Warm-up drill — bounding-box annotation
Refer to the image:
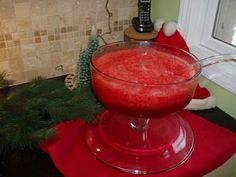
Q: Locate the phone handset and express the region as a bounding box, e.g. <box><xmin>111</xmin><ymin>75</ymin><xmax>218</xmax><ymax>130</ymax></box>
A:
<box><xmin>132</xmin><ymin>0</ymin><xmax>154</xmax><ymax>33</ymax></box>
<box><xmin>139</xmin><ymin>0</ymin><xmax>152</xmax><ymax>24</ymax></box>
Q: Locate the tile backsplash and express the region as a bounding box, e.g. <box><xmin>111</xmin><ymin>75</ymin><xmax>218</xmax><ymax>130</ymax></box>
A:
<box><xmin>0</xmin><ymin>0</ymin><xmax>137</xmax><ymax>85</ymax></box>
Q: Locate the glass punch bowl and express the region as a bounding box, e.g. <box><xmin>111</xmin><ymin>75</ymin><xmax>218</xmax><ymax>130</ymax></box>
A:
<box><xmin>85</xmin><ymin>41</ymin><xmax>201</xmax><ymax>174</ymax></box>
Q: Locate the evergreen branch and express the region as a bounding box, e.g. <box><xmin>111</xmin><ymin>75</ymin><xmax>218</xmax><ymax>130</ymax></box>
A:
<box><xmin>0</xmin><ymin>78</ymin><xmax>104</xmax><ymax>155</ymax></box>
<box><xmin>0</xmin><ymin>24</ymin><xmax>104</xmax><ymax>155</ymax></box>
<box><xmin>0</xmin><ymin>71</ymin><xmax>11</xmax><ymax>88</ymax></box>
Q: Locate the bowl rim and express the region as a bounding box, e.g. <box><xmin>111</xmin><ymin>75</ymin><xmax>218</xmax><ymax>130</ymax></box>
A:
<box><xmin>90</xmin><ymin>41</ymin><xmax>202</xmax><ymax>87</ymax></box>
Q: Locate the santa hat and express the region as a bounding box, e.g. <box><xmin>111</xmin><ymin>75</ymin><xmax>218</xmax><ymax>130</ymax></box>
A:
<box><xmin>154</xmin><ymin>19</ymin><xmax>215</xmax><ymax>110</ymax></box>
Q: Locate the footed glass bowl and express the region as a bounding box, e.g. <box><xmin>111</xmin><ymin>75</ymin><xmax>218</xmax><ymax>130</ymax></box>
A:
<box><xmin>85</xmin><ymin>41</ymin><xmax>201</xmax><ymax>174</ymax></box>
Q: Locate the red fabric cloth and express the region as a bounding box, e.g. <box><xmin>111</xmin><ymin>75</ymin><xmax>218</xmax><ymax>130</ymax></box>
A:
<box><xmin>42</xmin><ymin>111</ymin><xmax>236</xmax><ymax>177</ymax></box>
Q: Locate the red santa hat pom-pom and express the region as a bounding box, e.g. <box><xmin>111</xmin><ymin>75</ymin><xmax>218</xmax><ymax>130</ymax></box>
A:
<box><xmin>154</xmin><ymin>18</ymin><xmax>216</xmax><ymax>110</ymax></box>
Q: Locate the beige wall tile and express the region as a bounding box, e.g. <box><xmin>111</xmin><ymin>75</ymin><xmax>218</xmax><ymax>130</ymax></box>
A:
<box><xmin>11</xmin><ymin>32</ymin><xmax>20</xmax><ymax>40</ymax></box>
<box><xmin>59</xmin><ymin>13</ymin><xmax>73</xmax><ymax>27</ymax></box>
<box><xmin>35</xmin><ymin>43</ymin><xmax>49</xmax><ymax>54</ymax></box>
<box><xmin>57</xmin><ymin>0</ymin><xmax>73</xmax><ymax>14</ymax></box>
<box><xmin>14</xmin><ymin>0</ymin><xmax>29</xmax><ymax>3</ymax></box>
<box><xmin>20</xmin><ymin>38</ymin><xmax>34</xmax><ymax>45</ymax></box>
<box><xmin>61</xmin><ymin>39</ymin><xmax>75</xmax><ymax>52</ymax></box>
<box><xmin>31</xmin><ymin>16</ymin><xmax>42</xmax><ymax>30</ymax></box>
<box><xmin>0</xmin><ymin>34</ymin><xmax>4</xmax><ymax>41</ymax></box>
<box><xmin>30</xmin><ymin>0</ymin><xmax>46</xmax><ymax>17</ymax></box>
<box><xmin>109</xmin><ymin>0</ymin><xmax>119</xmax><ymax>8</ymax></box>
<box><xmin>0</xmin><ymin>42</ymin><xmax>6</xmax><ymax>48</ymax></box>
<box><xmin>22</xmin><ymin>56</ymin><xmax>39</xmax><ymax>70</ymax></box>
<box><xmin>14</xmin><ymin>2</ymin><xmax>30</xmax><ymax>19</ymax></box>
<box><xmin>21</xmin><ymin>44</ymin><xmax>36</xmax><ymax>57</ymax></box>
<box><xmin>0</xmin><ymin>0</ymin><xmax>16</xmax><ymax>20</ymax></box>
<box><xmin>18</xmin><ymin>31</ymin><xmax>33</xmax><ymax>39</ymax></box>
<box><xmin>35</xmin><ymin>37</ymin><xmax>41</xmax><ymax>43</ymax></box>
<box><xmin>0</xmin><ymin>0</ymin><xmax>137</xmax><ymax>85</ymax></box>
<box><xmin>45</xmin><ymin>0</ymin><xmax>58</xmax><ymax>16</ymax></box>
<box><xmin>6</xmin><ymin>71</ymin><xmax>26</xmax><ymax>84</ymax></box>
<box><xmin>49</xmin><ymin>41</ymin><xmax>61</xmax><ymax>53</ymax></box>
<box><xmin>6</xmin><ymin>40</ymin><xmax>20</xmax><ymax>47</ymax></box>
<box><xmin>0</xmin><ymin>19</ymin><xmax>17</xmax><ymax>33</ymax></box>
<box><xmin>46</xmin><ymin>15</ymin><xmax>60</xmax><ymax>30</ymax></box>
<box><xmin>7</xmin><ymin>46</ymin><xmax>21</xmax><ymax>59</ymax></box>
<box><xmin>0</xmin><ymin>48</ymin><xmax>9</xmax><ymax>61</ymax></box>
<box><xmin>96</xmin><ymin>9</ymin><xmax>108</xmax><ymax>22</ymax></box>
<box><xmin>128</xmin><ymin>7</ymin><xmax>138</xmax><ymax>18</ymax></box>
<box><xmin>63</xmin><ymin>50</ymin><xmax>75</xmax><ymax>60</ymax></box>
<box><xmin>37</xmin><ymin>53</ymin><xmax>52</xmax><ymax>68</ymax></box>
<box><xmin>8</xmin><ymin>57</ymin><xmax>24</xmax><ymax>72</ymax></box>
<box><xmin>37</xmin><ymin>67</ymin><xmax>53</xmax><ymax>78</ymax></box>
<box><xmin>5</xmin><ymin>33</ymin><xmax>12</xmax><ymax>41</ymax></box>
<box><xmin>16</xmin><ymin>18</ymin><xmax>32</xmax><ymax>32</ymax></box>
<box><xmin>50</xmin><ymin>52</ymin><xmax>63</xmax><ymax>67</ymax></box>
<box><xmin>0</xmin><ymin>61</ymin><xmax>10</xmax><ymax>72</ymax></box>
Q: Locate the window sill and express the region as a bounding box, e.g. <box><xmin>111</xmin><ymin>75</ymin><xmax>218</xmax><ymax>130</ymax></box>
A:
<box><xmin>190</xmin><ymin>45</ymin><xmax>236</xmax><ymax>95</ymax></box>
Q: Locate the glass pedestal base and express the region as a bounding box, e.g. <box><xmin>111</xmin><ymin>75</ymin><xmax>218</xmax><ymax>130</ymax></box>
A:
<box><xmin>85</xmin><ymin>110</ymin><xmax>194</xmax><ymax>174</ymax></box>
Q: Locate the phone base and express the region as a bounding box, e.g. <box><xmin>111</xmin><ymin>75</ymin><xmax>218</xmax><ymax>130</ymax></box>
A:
<box><xmin>132</xmin><ymin>17</ymin><xmax>154</xmax><ymax>33</ymax></box>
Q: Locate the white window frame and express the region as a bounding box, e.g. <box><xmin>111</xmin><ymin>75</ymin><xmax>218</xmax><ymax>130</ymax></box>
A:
<box><xmin>177</xmin><ymin>0</ymin><xmax>236</xmax><ymax>94</ymax></box>
<box><xmin>178</xmin><ymin>0</ymin><xmax>236</xmax><ymax>56</ymax></box>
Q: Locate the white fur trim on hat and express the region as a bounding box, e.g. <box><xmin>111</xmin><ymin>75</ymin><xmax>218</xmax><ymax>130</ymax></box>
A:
<box><xmin>154</xmin><ymin>18</ymin><xmax>166</xmax><ymax>32</ymax></box>
<box><xmin>163</xmin><ymin>21</ymin><xmax>177</xmax><ymax>37</ymax></box>
<box><xmin>185</xmin><ymin>96</ymin><xmax>216</xmax><ymax>111</ymax></box>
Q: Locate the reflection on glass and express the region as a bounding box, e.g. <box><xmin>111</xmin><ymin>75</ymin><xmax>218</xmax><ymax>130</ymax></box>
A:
<box><xmin>213</xmin><ymin>0</ymin><xmax>236</xmax><ymax>47</ymax></box>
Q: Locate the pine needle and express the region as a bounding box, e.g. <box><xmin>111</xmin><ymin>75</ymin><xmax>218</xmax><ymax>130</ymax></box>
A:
<box><xmin>0</xmin><ymin>78</ymin><xmax>104</xmax><ymax>154</ymax></box>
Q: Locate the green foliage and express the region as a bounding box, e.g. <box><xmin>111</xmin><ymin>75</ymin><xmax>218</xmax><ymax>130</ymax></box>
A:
<box><xmin>87</xmin><ymin>32</ymin><xmax>100</xmax><ymax>59</ymax></box>
<box><xmin>0</xmin><ymin>28</ymin><xmax>103</xmax><ymax>155</ymax></box>
<box><xmin>0</xmin><ymin>71</ymin><xmax>10</xmax><ymax>88</ymax></box>
<box><xmin>76</xmin><ymin>31</ymin><xmax>100</xmax><ymax>89</ymax></box>
<box><xmin>77</xmin><ymin>49</ymin><xmax>90</xmax><ymax>89</ymax></box>
<box><xmin>0</xmin><ymin>77</ymin><xmax>104</xmax><ymax>154</ymax></box>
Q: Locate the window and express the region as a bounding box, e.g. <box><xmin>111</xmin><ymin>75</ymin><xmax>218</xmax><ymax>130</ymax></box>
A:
<box><xmin>213</xmin><ymin>0</ymin><xmax>236</xmax><ymax>47</ymax></box>
<box><xmin>178</xmin><ymin>0</ymin><xmax>236</xmax><ymax>94</ymax></box>
<box><xmin>178</xmin><ymin>0</ymin><xmax>236</xmax><ymax>56</ymax></box>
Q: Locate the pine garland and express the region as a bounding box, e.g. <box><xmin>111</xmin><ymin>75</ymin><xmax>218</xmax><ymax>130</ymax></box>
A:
<box><xmin>0</xmin><ymin>25</ymin><xmax>103</xmax><ymax>155</ymax></box>
<box><xmin>0</xmin><ymin>71</ymin><xmax>11</xmax><ymax>89</ymax></box>
<box><xmin>0</xmin><ymin>77</ymin><xmax>104</xmax><ymax>154</ymax></box>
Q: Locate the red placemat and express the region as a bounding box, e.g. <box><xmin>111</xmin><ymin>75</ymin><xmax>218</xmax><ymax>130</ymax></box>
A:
<box><xmin>41</xmin><ymin>110</ymin><xmax>236</xmax><ymax>177</ymax></box>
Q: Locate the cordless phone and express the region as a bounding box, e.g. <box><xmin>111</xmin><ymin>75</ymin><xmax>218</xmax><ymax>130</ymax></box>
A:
<box><xmin>132</xmin><ymin>0</ymin><xmax>154</xmax><ymax>33</ymax></box>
